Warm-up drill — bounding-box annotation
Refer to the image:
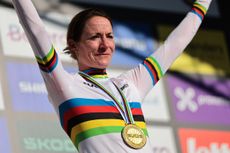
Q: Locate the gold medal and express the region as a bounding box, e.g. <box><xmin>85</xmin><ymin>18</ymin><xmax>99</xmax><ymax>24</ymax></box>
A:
<box><xmin>122</xmin><ymin>124</ymin><xmax>147</xmax><ymax>149</ymax></box>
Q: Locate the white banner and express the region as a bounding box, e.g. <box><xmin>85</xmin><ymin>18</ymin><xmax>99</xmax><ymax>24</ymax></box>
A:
<box><xmin>0</xmin><ymin>6</ymin><xmax>72</xmax><ymax>62</ymax></box>
<box><xmin>148</xmin><ymin>126</ymin><xmax>177</xmax><ymax>153</ymax></box>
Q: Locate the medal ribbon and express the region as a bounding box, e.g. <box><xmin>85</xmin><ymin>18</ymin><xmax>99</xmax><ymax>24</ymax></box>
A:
<box><xmin>79</xmin><ymin>71</ymin><xmax>135</xmax><ymax>124</ymax></box>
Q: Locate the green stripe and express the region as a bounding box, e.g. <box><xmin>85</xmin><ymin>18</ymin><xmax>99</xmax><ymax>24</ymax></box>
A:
<box><xmin>194</xmin><ymin>1</ymin><xmax>207</xmax><ymax>12</ymax></box>
<box><xmin>148</xmin><ymin>56</ymin><xmax>163</xmax><ymax>77</ymax></box>
<box><xmin>36</xmin><ymin>46</ymin><xmax>54</xmax><ymax>64</ymax></box>
<box><xmin>75</xmin><ymin>126</ymin><xmax>148</xmax><ymax>148</ymax></box>
<box><xmin>142</xmin><ymin>128</ymin><xmax>148</xmax><ymax>136</ymax></box>
<box><xmin>91</xmin><ymin>75</ymin><xmax>109</xmax><ymax>79</ymax></box>
<box><xmin>75</xmin><ymin>126</ymin><xmax>123</xmax><ymax>148</ymax></box>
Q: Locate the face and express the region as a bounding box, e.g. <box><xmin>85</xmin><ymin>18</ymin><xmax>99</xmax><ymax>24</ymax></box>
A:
<box><xmin>75</xmin><ymin>16</ymin><xmax>115</xmax><ymax>70</ymax></box>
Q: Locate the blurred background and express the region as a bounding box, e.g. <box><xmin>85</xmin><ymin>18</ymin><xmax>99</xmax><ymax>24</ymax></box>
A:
<box><xmin>0</xmin><ymin>0</ymin><xmax>229</xmax><ymax>153</ymax></box>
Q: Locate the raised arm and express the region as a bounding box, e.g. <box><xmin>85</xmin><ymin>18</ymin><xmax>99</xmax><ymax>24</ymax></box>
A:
<box><xmin>151</xmin><ymin>0</ymin><xmax>212</xmax><ymax>74</ymax></box>
<box><xmin>12</xmin><ymin>0</ymin><xmax>53</xmax><ymax>58</ymax></box>
<box><xmin>120</xmin><ymin>0</ymin><xmax>212</xmax><ymax>100</ymax></box>
<box><xmin>11</xmin><ymin>0</ymin><xmax>74</xmax><ymax>106</ymax></box>
<box><xmin>11</xmin><ymin>0</ymin><xmax>67</xmax><ymax>74</ymax></box>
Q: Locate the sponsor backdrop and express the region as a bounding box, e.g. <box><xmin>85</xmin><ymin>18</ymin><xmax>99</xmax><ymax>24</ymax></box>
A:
<box><xmin>0</xmin><ymin>118</ymin><xmax>11</xmax><ymax>153</ymax></box>
<box><xmin>0</xmin><ymin>81</ymin><xmax>4</xmax><ymax>110</ymax></box>
<box><xmin>147</xmin><ymin>126</ymin><xmax>177</xmax><ymax>153</ymax></box>
<box><xmin>0</xmin><ymin>3</ymin><xmax>229</xmax><ymax>153</ymax></box>
<box><xmin>16</xmin><ymin>119</ymin><xmax>76</xmax><ymax>153</ymax></box>
<box><xmin>179</xmin><ymin>128</ymin><xmax>230</xmax><ymax>153</ymax></box>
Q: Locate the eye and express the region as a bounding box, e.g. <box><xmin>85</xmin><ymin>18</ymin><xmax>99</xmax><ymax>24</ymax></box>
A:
<box><xmin>90</xmin><ymin>35</ymin><xmax>100</xmax><ymax>40</ymax></box>
<box><xmin>107</xmin><ymin>34</ymin><xmax>114</xmax><ymax>39</ymax></box>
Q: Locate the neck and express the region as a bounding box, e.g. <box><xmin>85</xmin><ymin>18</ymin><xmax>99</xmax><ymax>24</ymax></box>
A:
<box><xmin>81</xmin><ymin>68</ymin><xmax>108</xmax><ymax>79</ymax></box>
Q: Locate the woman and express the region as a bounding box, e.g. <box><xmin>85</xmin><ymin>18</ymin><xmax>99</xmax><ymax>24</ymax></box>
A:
<box><xmin>11</xmin><ymin>0</ymin><xmax>212</xmax><ymax>152</ymax></box>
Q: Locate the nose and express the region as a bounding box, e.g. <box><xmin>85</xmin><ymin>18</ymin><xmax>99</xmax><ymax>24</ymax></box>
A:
<box><xmin>102</xmin><ymin>36</ymin><xmax>110</xmax><ymax>47</ymax></box>
<box><xmin>99</xmin><ymin>36</ymin><xmax>109</xmax><ymax>51</ymax></box>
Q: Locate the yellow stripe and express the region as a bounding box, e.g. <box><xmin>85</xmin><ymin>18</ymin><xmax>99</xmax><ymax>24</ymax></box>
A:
<box><xmin>135</xmin><ymin>121</ymin><xmax>147</xmax><ymax>129</ymax></box>
<box><xmin>194</xmin><ymin>3</ymin><xmax>207</xmax><ymax>14</ymax></box>
<box><xmin>91</xmin><ymin>74</ymin><xmax>108</xmax><ymax>79</ymax></box>
<box><xmin>147</xmin><ymin>57</ymin><xmax>163</xmax><ymax>78</ymax></box>
<box><xmin>45</xmin><ymin>47</ymin><xmax>55</xmax><ymax>62</ymax></box>
<box><xmin>71</xmin><ymin>119</ymin><xmax>125</xmax><ymax>141</ymax></box>
<box><xmin>36</xmin><ymin>47</ymin><xmax>55</xmax><ymax>65</ymax></box>
<box><xmin>70</xmin><ymin>119</ymin><xmax>146</xmax><ymax>142</ymax></box>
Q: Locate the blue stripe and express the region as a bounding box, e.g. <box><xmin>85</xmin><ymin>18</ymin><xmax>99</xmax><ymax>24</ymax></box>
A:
<box><xmin>39</xmin><ymin>52</ymin><xmax>58</xmax><ymax>73</ymax></box>
<box><xmin>130</xmin><ymin>102</ymin><xmax>141</xmax><ymax>109</ymax></box>
<box><xmin>191</xmin><ymin>10</ymin><xmax>203</xmax><ymax>21</ymax></box>
<box><xmin>82</xmin><ymin>68</ymin><xmax>97</xmax><ymax>73</ymax></box>
<box><xmin>59</xmin><ymin>98</ymin><xmax>113</xmax><ymax>123</ymax></box>
<box><xmin>58</xmin><ymin>98</ymin><xmax>141</xmax><ymax>126</ymax></box>
<box><xmin>48</xmin><ymin>53</ymin><xmax>58</xmax><ymax>73</ymax></box>
<box><xmin>143</xmin><ymin>63</ymin><xmax>156</xmax><ymax>85</ymax></box>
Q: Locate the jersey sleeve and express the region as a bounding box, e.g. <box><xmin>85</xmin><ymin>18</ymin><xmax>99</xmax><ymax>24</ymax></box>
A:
<box><xmin>120</xmin><ymin>3</ymin><xmax>208</xmax><ymax>100</ymax></box>
<box><xmin>12</xmin><ymin>0</ymin><xmax>55</xmax><ymax>61</ymax></box>
<box><xmin>11</xmin><ymin>0</ymin><xmax>72</xmax><ymax>103</ymax></box>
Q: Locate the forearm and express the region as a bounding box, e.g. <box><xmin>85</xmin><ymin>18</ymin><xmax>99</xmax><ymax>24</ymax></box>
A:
<box><xmin>11</xmin><ymin>0</ymin><xmax>52</xmax><ymax>57</ymax></box>
<box><xmin>12</xmin><ymin>0</ymin><xmax>67</xmax><ymax>86</ymax></box>
<box><xmin>152</xmin><ymin>0</ymin><xmax>212</xmax><ymax>73</ymax></box>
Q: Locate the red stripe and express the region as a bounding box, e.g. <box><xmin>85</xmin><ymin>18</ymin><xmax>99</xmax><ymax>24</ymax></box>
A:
<box><xmin>47</xmin><ymin>54</ymin><xmax>57</xmax><ymax>69</ymax></box>
<box><xmin>63</xmin><ymin>106</ymin><xmax>119</xmax><ymax>131</ymax></box>
<box><xmin>131</xmin><ymin>108</ymin><xmax>143</xmax><ymax>115</ymax></box>
<box><xmin>144</xmin><ymin>60</ymin><xmax>158</xmax><ymax>82</ymax></box>
<box><xmin>193</xmin><ymin>6</ymin><xmax>204</xmax><ymax>14</ymax></box>
<box><xmin>193</xmin><ymin>7</ymin><xmax>204</xmax><ymax>18</ymax></box>
<box><xmin>38</xmin><ymin>53</ymin><xmax>57</xmax><ymax>71</ymax></box>
<box><xmin>88</xmin><ymin>69</ymin><xmax>106</xmax><ymax>75</ymax></box>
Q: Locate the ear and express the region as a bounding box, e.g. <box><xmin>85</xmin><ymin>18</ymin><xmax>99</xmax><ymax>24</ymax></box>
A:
<box><xmin>67</xmin><ymin>39</ymin><xmax>78</xmax><ymax>51</ymax></box>
<box><xmin>67</xmin><ymin>39</ymin><xmax>79</xmax><ymax>60</ymax></box>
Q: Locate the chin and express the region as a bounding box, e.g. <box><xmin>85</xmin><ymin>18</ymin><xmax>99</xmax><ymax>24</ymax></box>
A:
<box><xmin>96</xmin><ymin>63</ymin><xmax>109</xmax><ymax>69</ymax></box>
<box><xmin>97</xmin><ymin>65</ymin><xmax>108</xmax><ymax>69</ymax></box>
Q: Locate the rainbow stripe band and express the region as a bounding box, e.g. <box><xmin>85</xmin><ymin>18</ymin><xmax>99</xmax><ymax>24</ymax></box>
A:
<box><xmin>192</xmin><ymin>2</ymin><xmax>207</xmax><ymax>21</ymax></box>
<box><xmin>82</xmin><ymin>68</ymin><xmax>108</xmax><ymax>79</ymax></box>
<box><xmin>74</xmin><ymin>122</ymin><xmax>148</xmax><ymax>149</ymax></box>
<box><xmin>58</xmin><ymin>98</ymin><xmax>147</xmax><ymax>149</ymax></box>
<box><xmin>143</xmin><ymin>56</ymin><xmax>163</xmax><ymax>85</ymax></box>
<box><xmin>36</xmin><ymin>46</ymin><xmax>58</xmax><ymax>73</ymax></box>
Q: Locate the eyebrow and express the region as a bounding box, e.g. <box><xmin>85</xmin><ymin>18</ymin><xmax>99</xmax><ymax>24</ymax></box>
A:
<box><xmin>88</xmin><ymin>32</ymin><xmax>114</xmax><ymax>36</ymax></box>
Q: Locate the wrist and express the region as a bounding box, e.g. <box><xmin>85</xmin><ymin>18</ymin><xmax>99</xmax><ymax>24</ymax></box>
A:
<box><xmin>191</xmin><ymin>0</ymin><xmax>211</xmax><ymax>20</ymax></box>
<box><xmin>194</xmin><ymin>0</ymin><xmax>212</xmax><ymax>11</ymax></box>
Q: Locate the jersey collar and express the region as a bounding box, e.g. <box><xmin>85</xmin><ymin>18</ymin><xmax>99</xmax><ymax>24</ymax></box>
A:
<box><xmin>81</xmin><ymin>68</ymin><xmax>108</xmax><ymax>79</ymax></box>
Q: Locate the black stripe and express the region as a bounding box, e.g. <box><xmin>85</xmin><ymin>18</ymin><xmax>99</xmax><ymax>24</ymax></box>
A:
<box><xmin>38</xmin><ymin>52</ymin><xmax>57</xmax><ymax>72</ymax></box>
<box><xmin>88</xmin><ymin>71</ymin><xmax>107</xmax><ymax>76</ymax></box>
<box><xmin>37</xmin><ymin>51</ymin><xmax>57</xmax><ymax>68</ymax></box>
<box><xmin>193</xmin><ymin>5</ymin><xmax>205</xmax><ymax>16</ymax></box>
<box><xmin>67</xmin><ymin>112</ymin><xmax>145</xmax><ymax>136</ymax></box>
<box><xmin>86</xmin><ymin>69</ymin><xmax>107</xmax><ymax>76</ymax></box>
<box><xmin>144</xmin><ymin>59</ymin><xmax>159</xmax><ymax>81</ymax></box>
